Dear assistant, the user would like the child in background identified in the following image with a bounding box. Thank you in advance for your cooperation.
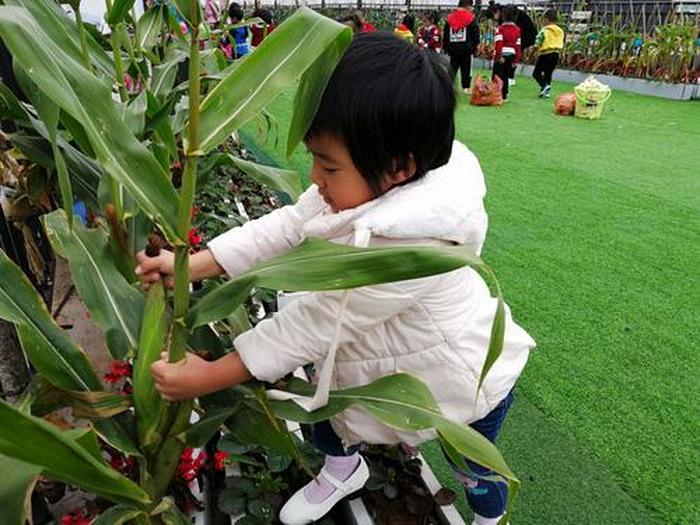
[492,6,521,102]
[532,9,564,98]
[394,14,415,43]
[418,11,442,53]
[138,33,534,525]
[226,2,249,59]
[250,8,276,48]
[443,0,481,94]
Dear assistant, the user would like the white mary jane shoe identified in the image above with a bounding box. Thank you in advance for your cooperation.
[279,456,369,525]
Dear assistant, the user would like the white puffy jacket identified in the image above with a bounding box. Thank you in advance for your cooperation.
[208,141,535,447]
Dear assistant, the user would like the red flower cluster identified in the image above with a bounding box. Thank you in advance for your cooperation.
[104,360,132,384]
[177,447,207,482]
[188,227,202,248]
[61,509,92,525]
[108,451,137,474]
[214,451,230,471]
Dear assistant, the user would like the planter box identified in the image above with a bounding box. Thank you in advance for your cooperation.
[473,58,700,100]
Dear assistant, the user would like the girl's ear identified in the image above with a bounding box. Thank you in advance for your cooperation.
[380,155,417,192]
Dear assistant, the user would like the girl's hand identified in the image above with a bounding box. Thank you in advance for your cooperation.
[135,249,175,289]
[150,352,216,402]
[150,351,253,402]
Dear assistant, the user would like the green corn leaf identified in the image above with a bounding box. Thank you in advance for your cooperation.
[136,5,165,52]
[14,64,74,228]
[197,8,351,153]
[171,0,201,27]
[180,406,240,448]
[187,238,484,328]
[224,154,302,202]
[93,505,145,525]
[269,372,519,517]
[0,454,41,525]
[4,0,113,77]
[0,400,150,508]
[477,295,506,392]
[43,210,145,360]
[0,249,100,392]
[0,6,180,240]
[134,282,169,454]
[287,29,351,157]
[106,0,137,26]
[0,81,28,121]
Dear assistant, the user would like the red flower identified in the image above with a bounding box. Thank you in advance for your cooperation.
[177,448,207,482]
[188,227,202,247]
[190,206,199,219]
[104,360,132,384]
[214,451,230,470]
[61,509,91,525]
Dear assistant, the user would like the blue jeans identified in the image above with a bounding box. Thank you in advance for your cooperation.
[447,391,515,518]
[312,390,515,519]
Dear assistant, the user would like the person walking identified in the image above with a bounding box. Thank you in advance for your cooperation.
[443,0,480,94]
[532,9,564,98]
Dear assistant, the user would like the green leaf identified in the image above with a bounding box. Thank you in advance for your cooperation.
[171,0,201,27]
[264,447,293,473]
[64,427,107,463]
[187,238,483,328]
[0,81,28,121]
[136,6,164,52]
[93,505,145,525]
[0,7,180,240]
[14,64,74,228]
[477,295,506,392]
[119,91,148,138]
[0,454,41,525]
[0,249,101,391]
[225,154,302,202]
[0,400,150,508]
[3,0,113,77]
[43,210,145,359]
[287,29,350,157]
[134,282,169,453]
[269,373,519,514]
[197,7,352,153]
[179,406,239,448]
[106,0,137,26]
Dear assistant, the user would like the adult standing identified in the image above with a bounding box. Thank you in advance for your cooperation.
[443,0,480,94]
[487,2,536,85]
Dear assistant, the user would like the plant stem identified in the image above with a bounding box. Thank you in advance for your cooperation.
[73,2,93,72]
[169,3,201,363]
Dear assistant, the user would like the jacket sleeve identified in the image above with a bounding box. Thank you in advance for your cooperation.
[233,278,433,383]
[494,27,503,59]
[207,185,325,277]
[468,20,480,51]
[515,29,522,63]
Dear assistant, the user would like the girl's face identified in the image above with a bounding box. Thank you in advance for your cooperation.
[306,134,413,213]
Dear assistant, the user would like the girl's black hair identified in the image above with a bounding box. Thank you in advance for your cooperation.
[307,32,456,194]
[228,2,244,22]
[401,14,415,33]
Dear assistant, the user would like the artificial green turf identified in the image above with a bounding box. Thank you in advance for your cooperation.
[243,73,700,523]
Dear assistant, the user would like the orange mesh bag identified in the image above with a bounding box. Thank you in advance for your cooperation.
[554,92,577,116]
[470,75,503,106]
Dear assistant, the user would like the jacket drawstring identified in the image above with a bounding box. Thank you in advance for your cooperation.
[266,228,372,411]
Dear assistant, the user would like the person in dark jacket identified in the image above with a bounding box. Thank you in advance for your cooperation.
[443,0,480,93]
[487,2,536,86]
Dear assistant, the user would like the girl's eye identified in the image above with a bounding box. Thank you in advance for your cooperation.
[323,167,339,174]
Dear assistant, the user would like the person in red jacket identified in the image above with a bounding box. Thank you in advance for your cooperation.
[417,11,442,53]
[492,6,521,101]
[250,8,276,48]
[443,0,480,94]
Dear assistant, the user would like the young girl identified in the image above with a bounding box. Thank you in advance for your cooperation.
[417,12,442,53]
[492,6,522,101]
[137,33,534,525]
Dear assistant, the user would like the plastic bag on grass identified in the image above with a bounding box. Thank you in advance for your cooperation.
[470,75,503,106]
[554,92,577,116]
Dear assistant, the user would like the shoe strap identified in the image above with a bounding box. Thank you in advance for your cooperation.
[318,468,350,493]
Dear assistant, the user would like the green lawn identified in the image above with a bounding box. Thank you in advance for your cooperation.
[243,73,700,524]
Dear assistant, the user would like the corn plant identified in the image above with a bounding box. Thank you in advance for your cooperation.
[0,1,519,523]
